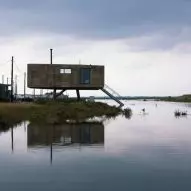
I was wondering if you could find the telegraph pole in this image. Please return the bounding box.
[11,56,14,102]
[50,48,53,65]
[7,77,8,85]
[15,75,18,97]
[50,49,56,100]
[24,72,26,99]
[2,75,4,84]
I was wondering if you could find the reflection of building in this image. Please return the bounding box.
[27,123,104,148]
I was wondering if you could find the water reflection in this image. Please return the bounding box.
[0,125,15,153]
[11,127,14,153]
[2,101,191,191]
[27,122,105,164]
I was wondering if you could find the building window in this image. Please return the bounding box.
[80,68,91,84]
[60,69,72,74]
[60,69,64,74]
[64,69,72,74]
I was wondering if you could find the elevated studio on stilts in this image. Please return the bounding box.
[27,64,124,107]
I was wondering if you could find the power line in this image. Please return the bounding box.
[14,61,23,74]
[0,59,11,68]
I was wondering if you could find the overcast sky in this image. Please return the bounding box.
[0,0,191,96]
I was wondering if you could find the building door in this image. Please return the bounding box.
[80,68,91,84]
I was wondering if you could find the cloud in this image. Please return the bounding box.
[122,27,191,51]
[0,0,190,53]
[0,0,191,39]
[0,33,191,96]
[0,0,191,96]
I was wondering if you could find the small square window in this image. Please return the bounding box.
[60,69,65,74]
[65,69,71,74]
[60,69,72,74]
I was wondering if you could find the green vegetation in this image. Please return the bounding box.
[174,110,188,117]
[161,95,191,103]
[101,94,191,103]
[0,101,123,127]
[114,94,191,103]
[0,103,39,127]
[122,108,133,119]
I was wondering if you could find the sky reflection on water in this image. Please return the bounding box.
[1,101,191,191]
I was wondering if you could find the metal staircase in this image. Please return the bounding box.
[101,84,124,108]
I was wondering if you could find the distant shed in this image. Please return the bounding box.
[27,64,104,90]
[0,84,10,101]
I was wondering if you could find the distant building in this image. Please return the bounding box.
[0,84,10,101]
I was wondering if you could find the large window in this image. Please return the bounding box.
[80,68,91,84]
[60,69,72,74]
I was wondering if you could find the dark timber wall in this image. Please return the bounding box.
[27,64,104,90]
[0,84,10,101]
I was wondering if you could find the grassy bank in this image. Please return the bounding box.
[0,101,122,127]
[160,94,191,103]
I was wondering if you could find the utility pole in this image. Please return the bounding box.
[2,75,4,84]
[15,75,18,97]
[50,48,53,65]
[7,77,8,85]
[11,56,14,102]
[24,72,26,99]
[50,49,56,100]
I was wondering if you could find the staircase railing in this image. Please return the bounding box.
[101,84,124,108]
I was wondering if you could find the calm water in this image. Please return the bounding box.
[1,101,191,191]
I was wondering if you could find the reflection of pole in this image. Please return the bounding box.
[50,125,54,165]
[11,127,14,153]
[50,142,53,165]
[79,127,82,150]
[24,121,26,132]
